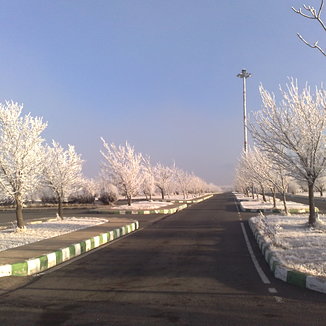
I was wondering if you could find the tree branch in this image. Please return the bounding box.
[297,33,326,56]
[292,1,326,56]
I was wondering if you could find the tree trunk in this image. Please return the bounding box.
[321,189,323,197]
[308,181,317,226]
[15,194,25,229]
[127,195,132,206]
[245,187,249,197]
[160,189,165,200]
[282,190,288,216]
[251,184,255,199]
[271,188,276,208]
[58,196,64,220]
[261,186,266,202]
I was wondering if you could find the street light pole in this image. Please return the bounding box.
[237,69,252,153]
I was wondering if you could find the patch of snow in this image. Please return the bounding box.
[0,217,108,252]
[251,214,326,277]
[111,201,169,210]
[234,193,309,210]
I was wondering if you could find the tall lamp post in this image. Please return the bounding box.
[237,69,252,153]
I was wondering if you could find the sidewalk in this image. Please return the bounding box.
[0,217,139,277]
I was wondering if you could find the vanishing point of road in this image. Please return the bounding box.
[0,193,326,325]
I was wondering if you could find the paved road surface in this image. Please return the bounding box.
[0,207,94,227]
[285,194,326,213]
[0,193,326,325]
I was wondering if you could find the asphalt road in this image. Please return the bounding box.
[0,205,170,229]
[0,193,326,325]
[0,207,94,227]
[285,194,326,213]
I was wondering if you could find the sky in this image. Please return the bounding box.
[0,0,324,186]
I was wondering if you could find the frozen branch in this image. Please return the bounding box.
[292,0,326,56]
[297,33,326,56]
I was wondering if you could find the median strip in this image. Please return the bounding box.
[0,220,139,277]
[249,218,326,294]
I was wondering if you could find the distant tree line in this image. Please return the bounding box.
[0,101,218,229]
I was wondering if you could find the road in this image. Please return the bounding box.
[0,193,326,325]
[0,207,94,227]
[285,194,326,213]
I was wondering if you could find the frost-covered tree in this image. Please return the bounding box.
[234,161,252,197]
[43,140,83,218]
[239,148,291,213]
[154,163,173,200]
[314,176,326,197]
[142,157,156,200]
[174,166,193,199]
[100,139,143,206]
[250,80,326,226]
[97,177,119,204]
[68,178,96,204]
[288,179,302,195]
[0,101,47,228]
[188,175,207,196]
[292,0,326,56]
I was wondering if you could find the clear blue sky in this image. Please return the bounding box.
[0,0,324,185]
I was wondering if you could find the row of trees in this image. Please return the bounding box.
[100,138,217,205]
[234,80,326,226]
[0,101,216,229]
[235,1,326,227]
[0,101,84,228]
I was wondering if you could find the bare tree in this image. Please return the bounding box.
[43,140,83,218]
[100,139,144,206]
[292,0,326,56]
[0,101,47,229]
[250,79,326,226]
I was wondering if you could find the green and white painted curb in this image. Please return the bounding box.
[95,203,188,215]
[162,194,214,205]
[167,194,214,204]
[249,218,326,294]
[0,220,139,278]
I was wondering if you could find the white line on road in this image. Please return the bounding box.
[240,222,271,285]
[234,197,282,303]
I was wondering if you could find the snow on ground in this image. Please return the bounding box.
[241,199,309,211]
[251,214,326,277]
[0,217,108,252]
[111,201,170,210]
[124,194,210,201]
[234,193,310,211]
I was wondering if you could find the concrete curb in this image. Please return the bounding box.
[0,220,139,278]
[248,218,326,294]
